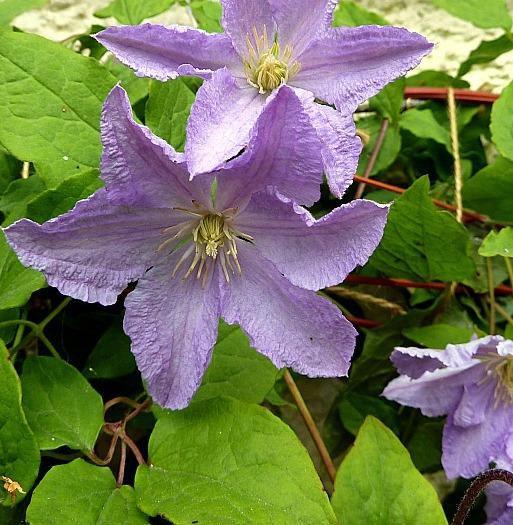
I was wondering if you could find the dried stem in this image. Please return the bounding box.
[123,434,145,466]
[448,88,464,224]
[117,441,127,487]
[283,370,337,486]
[354,118,389,199]
[328,286,406,315]
[452,469,513,525]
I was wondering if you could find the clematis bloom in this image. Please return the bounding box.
[4,86,389,409]
[383,336,513,480]
[95,0,432,195]
[484,460,513,525]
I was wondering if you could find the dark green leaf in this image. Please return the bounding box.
[333,0,389,26]
[463,157,513,221]
[26,169,102,223]
[491,80,513,162]
[479,228,513,257]
[0,233,45,310]
[27,459,149,524]
[21,356,104,450]
[407,420,443,472]
[369,79,405,123]
[193,322,278,404]
[0,339,39,506]
[146,77,201,152]
[0,175,46,226]
[95,0,176,25]
[406,70,470,88]
[0,150,21,194]
[0,30,116,186]
[105,57,149,105]
[431,0,512,30]
[400,109,452,151]
[0,308,20,344]
[331,417,448,525]
[136,398,337,525]
[370,177,475,282]
[0,0,48,26]
[403,324,474,348]
[84,321,136,379]
[459,34,513,77]
[190,0,222,32]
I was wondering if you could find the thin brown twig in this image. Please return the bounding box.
[355,118,389,199]
[327,286,406,315]
[487,258,496,334]
[117,440,127,487]
[404,87,498,105]
[447,88,464,224]
[87,432,120,466]
[104,396,142,414]
[123,434,145,466]
[283,370,337,486]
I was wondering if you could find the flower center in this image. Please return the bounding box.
[243,27,300,94]
[480,354,513,406]
[159,207,253,286]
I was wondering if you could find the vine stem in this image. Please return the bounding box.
[452,469,513,525]
[283,370,337,486]
[448,88,464,224]
[504,257,513,293]
[487,258,496,334]
[0,319,61,359]
[492,301,513,328]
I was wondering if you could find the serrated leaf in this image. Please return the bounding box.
[26,169,102,223]
[357,117,401,176]
[403,324,474,348]
[0,0,48,25]
[84,320,136,379]
[459,34,513,77]
[0,340,39,506]
[370,177,475,282]
[479,228,513,257]
[491,80,513,162]
[190,0,222,32]
[400,109,452,152]
[463,157,513,222]
[0,233,45,310]
[331,416,448,525]
[431,0,512,30]
[21,356,104,450]
[193,322,278,404]
[136,397,336,525]
[27,459,149,525]
[0,30,116,186]
[146,77,201,152]
[95,0,176,25]
[333,0,389,26]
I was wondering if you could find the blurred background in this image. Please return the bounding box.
[12,0,513,92]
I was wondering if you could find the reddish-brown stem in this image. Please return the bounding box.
[346,315,382,329]
[124,398,152,423]
[355,118,389,199]
[283,370,337,487]
[404,87,498,105]
[87,432,120,466]
[104,396,141,414]
[123,434,146,466]
[343,275,513,296]
[117,440,127,487]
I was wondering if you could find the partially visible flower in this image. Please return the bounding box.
[383,336,513,479]
[95,0,432,195]
[4,86,389,410]
[2,476,25,503]
[485,460,513,525]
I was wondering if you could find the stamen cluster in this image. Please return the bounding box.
[243,26,300,94]
[480,354,513,406]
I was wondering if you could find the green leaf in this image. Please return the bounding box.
[84,320,136,379]
[479,228,513,257]
[0,150,21,194]
[370,177,475,282]
[0,0,48,25]
[333,0,389,26]
[400,109,452,152]
[0,175,46,226]
[0,339,39,506]
[331,417,448,525]
[0,308,19,344]
[491,80,513,162]
[105,57,149,105]
[369,79,405,123]
[0,30,116,186]
[95,0,176,24]
[339,392,399,436]
[21,356,104,450]
[357,117,402,176]
[406,70,470,88]
[190,0,223,32]
[193,322,278,404]
[0,233,45,310]
[26,169,101,223]
[403,324,474,348]
[431,0,512,30]
[146,77,201,152]
[463,157,513,222]
[407,420,443,472]
[136,398,337,525]
[27,459,149,524]
[459,34,513,77]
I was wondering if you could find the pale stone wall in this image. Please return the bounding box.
[12,0,513,92]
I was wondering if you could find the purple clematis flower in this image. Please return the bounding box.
[95,0,432,196]
[3,85,389,409]
[485,460,513,525]
[383,336,513,480]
